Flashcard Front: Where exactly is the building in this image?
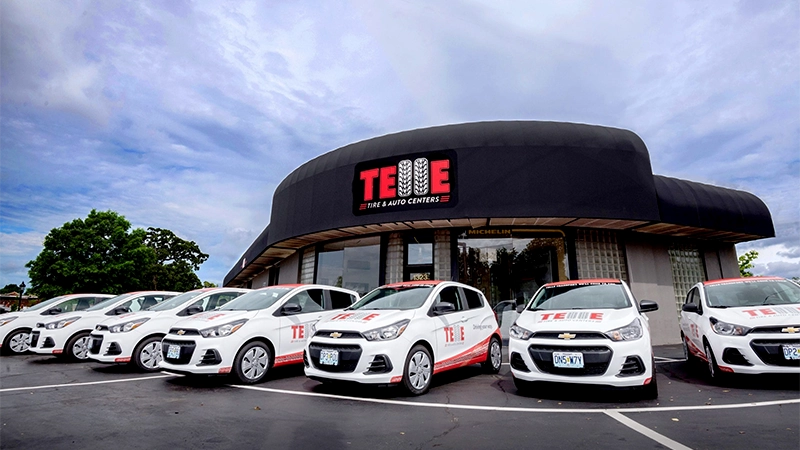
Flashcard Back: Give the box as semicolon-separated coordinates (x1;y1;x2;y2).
223;121;774;345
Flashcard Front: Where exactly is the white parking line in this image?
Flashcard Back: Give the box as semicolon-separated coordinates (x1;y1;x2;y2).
0;373;178;393
605;411;692;450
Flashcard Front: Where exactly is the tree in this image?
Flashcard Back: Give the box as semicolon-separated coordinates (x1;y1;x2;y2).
26;210;154;298
202;281;218;288
0;284;22;295
738;250;759;278
143;227;208;291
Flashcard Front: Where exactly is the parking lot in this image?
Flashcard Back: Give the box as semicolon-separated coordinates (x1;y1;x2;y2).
1;345;798;450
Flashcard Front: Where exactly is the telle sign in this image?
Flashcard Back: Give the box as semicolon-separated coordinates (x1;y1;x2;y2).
352;151;457;215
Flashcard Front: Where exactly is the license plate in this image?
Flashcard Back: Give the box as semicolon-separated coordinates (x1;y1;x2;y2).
782;345;800;360
167;344;180;360
319;349;339;366
553;352;584;368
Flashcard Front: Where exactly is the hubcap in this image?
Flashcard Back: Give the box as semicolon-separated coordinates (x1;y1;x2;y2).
242;346;268;380
140;341;162;369
9;332;30;353
490;341;502;369
408;351;431;390
73;336;91;360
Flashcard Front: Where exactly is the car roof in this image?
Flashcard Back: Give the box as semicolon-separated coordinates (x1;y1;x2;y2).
543;278;621;287
703;276;784;286
384;280;446;288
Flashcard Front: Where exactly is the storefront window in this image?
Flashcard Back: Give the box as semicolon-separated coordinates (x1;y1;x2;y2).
457;230;567;307
316;237;380;296
405;234;434;281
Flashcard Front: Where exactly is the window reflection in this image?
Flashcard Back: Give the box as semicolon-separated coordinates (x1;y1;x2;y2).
316;237;380;296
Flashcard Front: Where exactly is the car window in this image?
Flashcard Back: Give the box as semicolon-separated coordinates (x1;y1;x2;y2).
329;290;355;310
433;286;464;312
220;287;292;311
705;280;800;308
350;286;433;310
110;295;169;315
191;292;246;311
528;283;631;310
686;288;702;313
285;289;324;313
463;289;483;309
55;298;82;313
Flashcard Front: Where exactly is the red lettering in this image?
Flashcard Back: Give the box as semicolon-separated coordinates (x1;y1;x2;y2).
540;313;553;321
430;160;450;194
360;168;380;201
298;325;305;339
448;327;454;343
379;166;397;199
554;313;566;320
443;328;450;342
363;313;380;321
742;309;758;316
759;308;776;315
331;313;353;321
460;326;465;341
589;312;604;321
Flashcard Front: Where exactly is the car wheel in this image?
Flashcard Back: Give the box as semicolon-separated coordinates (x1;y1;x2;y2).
2;328;31;355
641;357;659;400
704;341;724;383
133;336;163;372
403;345;433;395
481;336;502;374
233;341;272;384
65;332;92;361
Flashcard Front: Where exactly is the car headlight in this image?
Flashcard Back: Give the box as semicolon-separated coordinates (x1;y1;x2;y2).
709;317;751;336
509;323;533;340
363;319;409;341
199;319;247;338
109;318;150;333
45;317;81;330
605;318;643;341
0;316;18;327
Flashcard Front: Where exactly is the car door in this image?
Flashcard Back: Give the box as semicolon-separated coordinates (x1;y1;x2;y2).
681;287;704;356
275;288;326;365
430;285;471;371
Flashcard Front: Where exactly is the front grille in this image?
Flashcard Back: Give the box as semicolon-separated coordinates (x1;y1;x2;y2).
198;349;221;365
29;331;40;348
750;339;800;367
89;334;103;355
308;343;362;373
365;355;393;374
161;339;196;365
105;342;122;356
510;352;530;372
528;345;613;376
531;332;608;340
750;325;800;334
618;356;645;376
314;330;363;339
303;350;309;368
722;348;752;366
168;328;200;336
42;337;55;349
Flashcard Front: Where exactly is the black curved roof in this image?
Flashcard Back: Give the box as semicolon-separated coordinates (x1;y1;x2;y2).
224;121;774;285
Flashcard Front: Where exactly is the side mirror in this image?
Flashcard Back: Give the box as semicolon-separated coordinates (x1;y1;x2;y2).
432;302;456;315
281;303;302;315
46;307;63;315
681;303;699;313
640;300;659;313
185;305;204;316
515;304;525;314
113;307;130;315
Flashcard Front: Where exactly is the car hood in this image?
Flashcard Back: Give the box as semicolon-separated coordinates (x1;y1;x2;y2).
315;309;417;332
170;310;256;329
95;310;166;326
516;308;638;333
708;305;800;326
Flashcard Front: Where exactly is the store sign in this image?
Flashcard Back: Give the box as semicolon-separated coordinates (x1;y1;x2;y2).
353;151;457;215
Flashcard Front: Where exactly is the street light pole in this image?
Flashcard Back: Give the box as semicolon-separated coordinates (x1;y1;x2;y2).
17;281;26;311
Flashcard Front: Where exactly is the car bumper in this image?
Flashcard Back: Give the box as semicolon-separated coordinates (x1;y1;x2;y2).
28;329;69;355
158;336;238;375
303;336;413;385
87;331;141;363
508;337;654;387
705;333;800;374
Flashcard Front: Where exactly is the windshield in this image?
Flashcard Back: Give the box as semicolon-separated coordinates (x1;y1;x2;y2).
350;286;433;311
528;283;631;310
84;294;132;312
219;287;292;311
149;290;206;311
25;295;69;312
705;279;800;308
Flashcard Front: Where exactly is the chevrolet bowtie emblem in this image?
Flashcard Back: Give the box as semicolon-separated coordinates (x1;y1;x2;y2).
177;330;186;335
781;327;799;334
558;333;576;340
330;332;342;338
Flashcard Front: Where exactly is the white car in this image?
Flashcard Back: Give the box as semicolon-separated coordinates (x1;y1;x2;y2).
0;293;114;355
159;284;359;384
304;280;503;396
88;288;249;371
28;291;178;361
508;279;659;399
679;276;800;381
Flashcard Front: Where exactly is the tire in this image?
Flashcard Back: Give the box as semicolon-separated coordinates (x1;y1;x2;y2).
233;341;272;384
481;336;502;374
704;341;724;383
413;158;429;195
402;345;433;395
132;336;163;372
64;331;92;361
2;328;31;355
641;358;659;400
397;159;413;197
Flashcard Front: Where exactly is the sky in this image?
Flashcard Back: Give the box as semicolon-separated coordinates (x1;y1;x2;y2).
1;0;798;290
